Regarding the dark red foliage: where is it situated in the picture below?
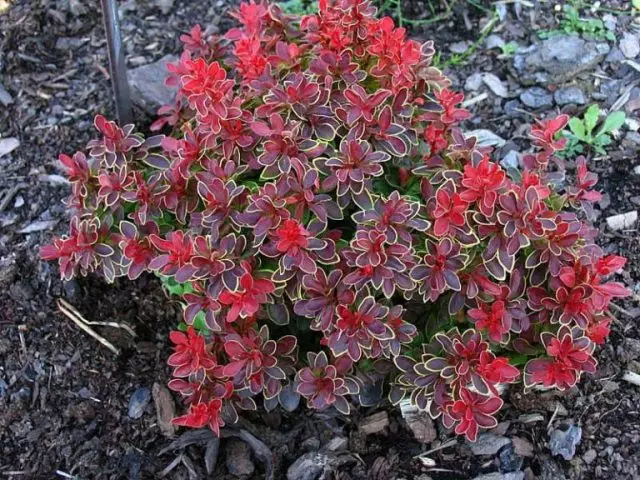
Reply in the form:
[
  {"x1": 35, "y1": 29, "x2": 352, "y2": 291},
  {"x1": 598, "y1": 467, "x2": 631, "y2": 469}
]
[{"x1": 42, "y1": 0, "x2": 628, "y2": 442}]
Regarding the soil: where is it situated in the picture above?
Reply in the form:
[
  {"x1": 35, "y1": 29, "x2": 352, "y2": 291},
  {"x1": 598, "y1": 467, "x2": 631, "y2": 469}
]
[{"x1": 1, "y1": 1, "x2": 639, "y2": 479}]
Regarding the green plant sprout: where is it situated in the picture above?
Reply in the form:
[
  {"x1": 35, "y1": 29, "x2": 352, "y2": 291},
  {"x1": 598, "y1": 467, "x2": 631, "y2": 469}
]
[
  {"x1": 500, "y1": 41, "x2": 518, "y2": 56},
  {"x1": 563, "y1": 104, "x2": 626, "y2": 156},
  {"x1": 539, "y1": 2, "x2": 615, "y2": 41},
  {"x1": 279, "y1": 0, "x2": 316, "y2": 15}
]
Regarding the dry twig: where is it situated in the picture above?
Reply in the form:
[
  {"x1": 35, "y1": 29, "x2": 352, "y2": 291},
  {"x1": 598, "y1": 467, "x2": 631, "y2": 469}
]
[{"x1": 57, "y1": 299, "x2": 120, "y2": 355}]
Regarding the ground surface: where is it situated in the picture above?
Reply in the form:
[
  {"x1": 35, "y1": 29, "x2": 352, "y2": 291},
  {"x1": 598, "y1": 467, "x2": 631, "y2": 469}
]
[{"x1": 1, "y1": 1, "x2": 639, "y2": 479}]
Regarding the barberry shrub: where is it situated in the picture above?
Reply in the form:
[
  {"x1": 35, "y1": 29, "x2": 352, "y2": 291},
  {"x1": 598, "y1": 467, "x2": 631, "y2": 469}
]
[{"x1": 42, "y1": 0, "x2": 630, "y2": 442}]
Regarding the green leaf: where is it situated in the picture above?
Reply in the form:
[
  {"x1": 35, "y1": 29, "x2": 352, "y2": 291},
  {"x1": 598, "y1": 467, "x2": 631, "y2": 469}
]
[
  {"x1": 568, "y1": 118, "x2": 586, "y2": 141},
  {"x1": 583, "y1": 104, "x2": 600, "y2": 134},
  {"x1": 598, "y1": 111, "x2": 626, "y2": 135}
]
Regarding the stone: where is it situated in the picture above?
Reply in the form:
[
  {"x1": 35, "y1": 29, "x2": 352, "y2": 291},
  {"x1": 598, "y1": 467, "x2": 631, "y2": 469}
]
[
  {"x1": 69, "y1": 0, "x2": 87, "y2": 16},
  {"x1": 606, "y1": 47, "x2": 625, "y2": 64},
  {"x1": 513, "y1": 35, "x2": 609, "y2": 85},
  {"x1": 554, "y1": 87, "x2": 587, "y2": 106},
  {"x1": 450, "y1": 41, "x2": 471, "y2": 54},
  {"x1": 359, "y1": 411, "x2": 389, "y2": 435},
  {"x1": 482, "y1": 73, "x2": 509, "y2": 98},
  {"x1": 583, "y1": 449, "x2": 597, "y2": 464},
  {"x1": 155, "y1": 0, "x2": 174, "y2": 14},
  {"x1": 18, "y1": 220, "x2": 58, "y2": 234},
  {"x1": 486, "y1": 34, "x2": 505, "y2": 50},
  {"x1": 324, "y1": 436, "x2": 348, "y2": 452},
  {"x1": 465, "y1": 73, "x2": 484, "y2": 91},
  {"x1": 287, "y1": 452, "x2": 330, "y2": 480},
  {"x1": 499, "y1": 443, "x2": 524, "y2": 473},
  {"x1": 0, "y1": 137, "x2": 19, "y2": 158},
  {"x1": 511, "y1": 437, "x2": 534, "y2": 458},
  {"x1": 0, "y1": 83, "x2": 12, "y2": 106},
  {"x1": 504, "y1": 100, "x2": 522, "y2": 118},
  {"x1": 472, "y1": 473, "x2": 524, "y2": 480},
  {"x1": 400, "y1": 400, "x2": 437, "y2": 444},
  {"x1": 152, "y1": 383, "x2": 176, "y2": 437},
  {"x1": 606, "y1": 211, "x2": 638, "y2": 231},
  {"x1": 128, "y1": 55, "x2": 179, "y2": 113},
  {"x1": 128, "y1": 387, "x2": 151, "y2": 419},
  {"x1": 469, "y1": 433, "x2": 511, "y2": 456},
  {"x1": 225, "y1": 439, "x2": 255, "y2": 477},
  {"x1": 549, "y1": 424, "x2": 582, "y2": 461},
  {"x1": 301, "y1": 437, "x2": 321, "y2": 452},
  {"x1": 467, "y1": 129, "x2": 506, "y2": 148},
  {"x1": 520, "y1": 88, "x2": 553, "y2": 109},
  {"x1": 501, "y1": 150, "x2": 520, "y2": 170},
  {"x1": 620, "y1": 33, "x2": 640, "y2": 59}
]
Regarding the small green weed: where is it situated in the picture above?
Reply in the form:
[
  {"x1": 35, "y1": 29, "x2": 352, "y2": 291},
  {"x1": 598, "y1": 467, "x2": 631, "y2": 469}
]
[
  {"x1": 539, "y1": 2, "x2": 615, "y2": 41},
  {"x1": 563, "y1": 104, "x2": 626, "y2": 156},
  {"x1": 280, "y1": 0, "x2": 316, "y2": 15}
]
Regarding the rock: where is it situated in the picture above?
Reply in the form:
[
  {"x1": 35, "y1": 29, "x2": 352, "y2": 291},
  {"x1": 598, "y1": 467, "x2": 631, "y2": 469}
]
[
  {"x1": 69, "y1": 0, "x2": 87, "y2": 16},
  {"x1": 0, "y1": 83, "x2": 12, "y2": 106},
  {"x1": 482, "y1": 73, "x2": 509, "y2": 98},
  {"x1": 301, "y1": 437, "x2": 321, "y2": 452},
  {"x1": 287, "y1": 452, "x2": 330, "y2": 480},
  {"x1": 225, "y1": 439, "x2": 255, "y2": 477},
  {"x1": 513, "y1": 35, "x2": 609, "y2": 85},
  {"x1": 504, "y1": 100, "x2": 522, "y2": 118},
  {"x1": 324, "y1": 436, "x2": 348, "y2": 452},
  {"x1": 501, "y1": 150, "x2": 520, "y2": 170},
  {"x1": 155, "y1": 0, "x2": 174, "y2": 14},
  {"x1": 469, "y1": 433, "x2": 511, "y2": 456},
  {"x1": 128, "y1": 387, "x2": 151, "y2": 419},
  {"x1": 472, "y1": 473, "x2": 524, "y2": 480},
  {"x1": 620, "y1": 33, "x2": 640, "y2": 59},
  {"x1": 17, "y1": 220, "x2": 58, "y2": 234},
  {"x1": 602, "y1": 13, "x2": 617, "y2": 31},
  {"x1": 605, "y1": 437, "x2": 619, "y2": 446},
  {"x1": 606, "y1": 211, "x2": 638, "y2": 231},
  {"x1": 359, "y1": 411, "x2": 389, "y2": 435},
  {"x1": 606, "y1": 47, "x2": 625, "y2": 64},
  {"x1": 0, "y1": 137, "x2": 19, "y2": 158},
  {"x1": 499, "y1": 443, "x2": 523, "y2": 473},
  {"x1": 450, "y1": 41, "x2": 471, "y2": 54},
  {"x1": 554, "y1": 87, "x2": 586, "y2": 106},
  {"x1": 399, "y1": 400, "x2": 437, "y2": 444},
  {"x1": 520, "y1": 88, "x2": 553, "y2": 109},
  {"x1": 583, "y1": 448, "x2": 597, "y2": 464},
  {"x1": 549, "y1": 424, "x2": 582, "y2": 461},
  {"x1": 511, "y1": 437, "x2": 534, "y2": 458},
  {"x1": 467, "y1": 129, "x2": 506, "y2": 148},
  {"x1": 152, "y1": 383, "x2": 176, "y2": 437},
  {"x1": 128, "y1": 55, "x2": 178, "y2": 113},
  {"x1": 486, "y1": 34, "x2": 505, "y2": 50},
  {"x1": 465, "y1": 73, "x2": 484, "y2": 91}
]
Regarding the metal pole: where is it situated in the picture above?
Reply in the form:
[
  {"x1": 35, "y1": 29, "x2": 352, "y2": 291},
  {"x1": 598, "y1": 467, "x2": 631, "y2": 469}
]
[{"x1": 100, "y1": 0, "x2": 133, "y2": 125}]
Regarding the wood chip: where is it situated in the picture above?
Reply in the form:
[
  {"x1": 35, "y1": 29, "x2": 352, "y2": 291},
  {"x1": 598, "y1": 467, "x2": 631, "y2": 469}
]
[{"x1": 153, "y1": 382, "x2": 176, "y2": 438}]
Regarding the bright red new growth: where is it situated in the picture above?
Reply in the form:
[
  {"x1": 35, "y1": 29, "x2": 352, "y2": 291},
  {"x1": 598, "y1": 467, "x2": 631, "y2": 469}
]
[{"x1": 43, "y1": 0, "x2": 628, "y2": 443}]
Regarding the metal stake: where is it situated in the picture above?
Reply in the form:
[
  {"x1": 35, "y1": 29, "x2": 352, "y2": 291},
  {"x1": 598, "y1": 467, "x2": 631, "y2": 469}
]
[{"x1": 100, "y1": 0, "x2": 133, "y2": 125}]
